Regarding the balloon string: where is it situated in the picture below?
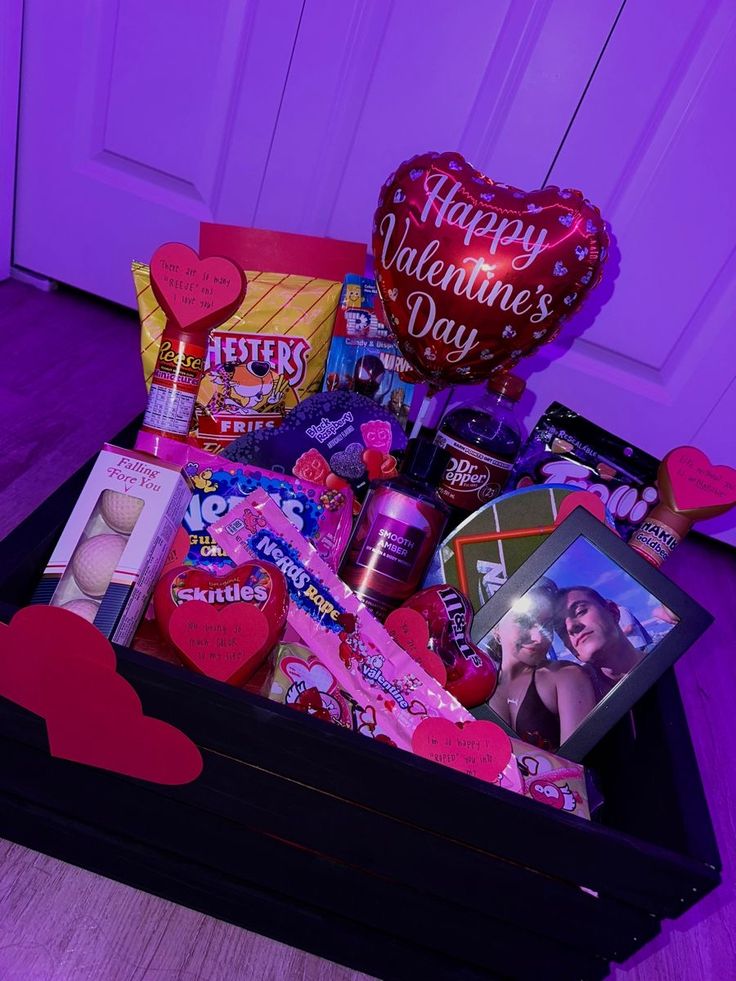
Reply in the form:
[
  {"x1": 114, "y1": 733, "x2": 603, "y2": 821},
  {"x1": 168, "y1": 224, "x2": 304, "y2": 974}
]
[{"x1": 410, "y1": 384, "x2": 453, "y2": 440}]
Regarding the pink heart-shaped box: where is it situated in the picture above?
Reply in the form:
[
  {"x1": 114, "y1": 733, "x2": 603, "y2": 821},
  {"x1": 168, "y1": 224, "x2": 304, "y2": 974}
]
[{"x1": 154, "y1": 562, "x2": 289, "y2": 685}]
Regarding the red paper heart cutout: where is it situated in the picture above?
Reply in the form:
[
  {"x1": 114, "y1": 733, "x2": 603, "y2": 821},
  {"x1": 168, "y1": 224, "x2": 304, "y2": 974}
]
[
  {"x1": 397, "y1": 586, "x2": 497, "y2": 708},
  {"x1": 554, "y1": 490, "x2": 609, "y2": 527},
  {"x1": 373, "y1": 152, "x2": 608, "y2": 384},
  {"x1": 44, "y1": 663, "x2": 203, "y2": 785},
  {"x1": 0, "y1": 605, "x2": 116, "y2": 717},
  {"x1": 412, "y1": 718, "x2": 512, "y2": 785},
  {"x1": 384, "y1": 607, "x2": 447, "y2": 685},
  {"x1": 150, "y1": 243, "x2": 247, "y2": 332},
  {"x1": 168, "y1": 601, "x2": 271, "y2": 685},
  {"x1": 0, "y1": 606, "x2": 202, "y2": 785},
  {"x1": 662, "y1": 446, "x2": 736, "y2": 516},
  {"x1": 154, "y1": 561, "x2": 288, "y2": 646}
]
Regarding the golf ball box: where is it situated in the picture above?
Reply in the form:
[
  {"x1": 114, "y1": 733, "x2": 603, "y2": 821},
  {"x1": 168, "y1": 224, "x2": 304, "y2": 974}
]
[{"x1": 32, "y1": 444, "x2": 191, "y2": 645}]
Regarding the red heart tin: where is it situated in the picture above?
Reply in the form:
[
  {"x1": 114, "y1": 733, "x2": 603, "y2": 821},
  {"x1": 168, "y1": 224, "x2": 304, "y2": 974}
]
[{"x1": 153, "y1": 562, "x2": 289, "y2": 685}]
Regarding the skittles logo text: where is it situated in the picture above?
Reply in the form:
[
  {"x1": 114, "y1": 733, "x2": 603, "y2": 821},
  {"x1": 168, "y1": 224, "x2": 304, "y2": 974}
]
[{"x1": 173, "y1": 577, "x2": 269, "y2": 606}]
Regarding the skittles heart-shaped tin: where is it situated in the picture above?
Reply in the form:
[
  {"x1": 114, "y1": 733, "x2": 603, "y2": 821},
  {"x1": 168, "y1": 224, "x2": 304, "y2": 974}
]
[{"x1": 153, "y1": 562, "x2": 289, "y2": 685}]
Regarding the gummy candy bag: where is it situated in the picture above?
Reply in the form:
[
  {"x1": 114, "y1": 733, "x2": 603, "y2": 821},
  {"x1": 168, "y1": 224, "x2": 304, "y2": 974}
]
[{"x1": 222, "y1": 391, "x2": 408, "y2": 501}]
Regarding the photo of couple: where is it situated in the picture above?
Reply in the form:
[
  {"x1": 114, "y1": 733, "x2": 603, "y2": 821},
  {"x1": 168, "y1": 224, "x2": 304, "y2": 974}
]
[{"x1": 480, "y1": 536, "x2": 679, "y2": 752}]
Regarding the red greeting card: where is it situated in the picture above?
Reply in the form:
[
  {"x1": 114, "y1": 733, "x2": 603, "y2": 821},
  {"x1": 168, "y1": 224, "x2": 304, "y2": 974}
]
[{"x1": 199, "y1": 223, "x2": 367, "y2": 281}]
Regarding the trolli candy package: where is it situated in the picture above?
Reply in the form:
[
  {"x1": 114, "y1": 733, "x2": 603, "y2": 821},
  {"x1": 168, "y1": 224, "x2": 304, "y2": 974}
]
[
  {"x1": 508, "y1": 402, "x2": 660, "y2": 540},
  {"x1": 133, "y1": 262, "x2": 340, "y2": 454},
  {"x1": 166, "y1": 446, "x2": 353, "y2": 573},
  {"x1": 210, "y1": 490, "x2": 473, "y2": 752},
  {"x1": 221, "y1": 391, "x2": 408, "y2": 501},
  {"x1": 321, "y1": 275, "x2": 417, "y2": 430}
]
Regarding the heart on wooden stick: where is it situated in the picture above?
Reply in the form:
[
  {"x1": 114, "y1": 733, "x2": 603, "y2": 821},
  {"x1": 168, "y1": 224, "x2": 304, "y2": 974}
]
[
  {"x1": 150, "y1": 242, "x2": 247, "y2": 332},
  {"x1": 660, "y1": 447, "x2": 736, "y2": 518}
]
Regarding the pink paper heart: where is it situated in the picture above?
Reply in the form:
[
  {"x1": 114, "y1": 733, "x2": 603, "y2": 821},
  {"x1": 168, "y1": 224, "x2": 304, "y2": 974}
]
[
  {"x1": 168, "y1": 601, "x2": 270, "y2": 685},
  {"x1": 384, "y1": 607, "x2": 447, "y2": 685},
  {"x1": 663, "y1": 447, "x2": 736, "y2": 515},
  {"x1": 150, "y1": 243, "x2": 246, "y2": 332},
  {"x1": 412, "y1": 718, "x2": 512, "y2": 785},
  {"x1": 554, "y1": 490, "x2": 608, "y2": 527}
]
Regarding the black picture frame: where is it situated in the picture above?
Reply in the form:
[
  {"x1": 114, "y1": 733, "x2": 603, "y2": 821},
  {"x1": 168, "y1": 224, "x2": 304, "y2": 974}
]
[{"x1": 470, "y1": 509, "x2": 713, "y2": 761}]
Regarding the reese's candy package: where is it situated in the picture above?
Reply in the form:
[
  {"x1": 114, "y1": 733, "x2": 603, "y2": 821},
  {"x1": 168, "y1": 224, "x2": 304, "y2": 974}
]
[
  {"x1": 508, "y1": 402, "x2": 659, "y2": 540},
  {"x1": 133, "y1": 263, "x2": 340, "y2": 454}
]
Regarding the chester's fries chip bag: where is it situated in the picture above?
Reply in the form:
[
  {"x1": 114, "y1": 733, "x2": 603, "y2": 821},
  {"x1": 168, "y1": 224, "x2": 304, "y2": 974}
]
[{"x1": 133, "y1": 263, "x2": 340, "y2": 454}]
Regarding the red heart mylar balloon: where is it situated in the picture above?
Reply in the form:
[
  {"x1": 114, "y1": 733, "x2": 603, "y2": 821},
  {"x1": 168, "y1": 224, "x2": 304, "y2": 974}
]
[{"x1": 372, "y1": 151, "x2": 609, "y2": 385}]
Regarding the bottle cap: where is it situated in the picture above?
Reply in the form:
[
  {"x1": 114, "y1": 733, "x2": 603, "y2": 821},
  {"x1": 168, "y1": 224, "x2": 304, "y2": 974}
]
[
  {"x1": 486, "y1": 372, "x2": 525, "y2": 401},
  {"x1": 400, "y1": 438, "x2": 450, "y2": 484}
]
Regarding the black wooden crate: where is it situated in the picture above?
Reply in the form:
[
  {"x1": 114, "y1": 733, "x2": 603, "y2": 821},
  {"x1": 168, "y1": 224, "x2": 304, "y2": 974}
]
[{"x1": 0, "y1": 422, "x2": 721, "y2": 981}]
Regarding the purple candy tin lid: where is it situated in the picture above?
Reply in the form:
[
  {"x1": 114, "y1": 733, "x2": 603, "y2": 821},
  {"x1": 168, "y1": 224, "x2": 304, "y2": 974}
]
[{"x1": 221, "y1": 391, "x2": 408, "y2": 499}]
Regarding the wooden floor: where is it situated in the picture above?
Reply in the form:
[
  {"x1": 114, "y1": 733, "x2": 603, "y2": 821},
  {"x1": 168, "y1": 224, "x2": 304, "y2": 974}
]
[{"x1": 2, "y1": 278, "x2": 735, "y2": 979}]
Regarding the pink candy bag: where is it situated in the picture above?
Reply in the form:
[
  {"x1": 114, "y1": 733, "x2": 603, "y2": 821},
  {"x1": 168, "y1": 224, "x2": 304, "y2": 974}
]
[{"x1": 210, "y1": 490, "x2": 472, "y2": 751}]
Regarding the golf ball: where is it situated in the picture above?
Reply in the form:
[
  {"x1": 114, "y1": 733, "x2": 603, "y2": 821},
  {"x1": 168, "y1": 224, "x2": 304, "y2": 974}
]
[
  {"x1": 59, "y1": 598, "x2": 100, "y2": 623},
  {"x1": 71, "y1": 533, "x2": 127, "y2": 597},
  {"x1": 100, "y1": 489, "x2": 144, "y2": 534}
]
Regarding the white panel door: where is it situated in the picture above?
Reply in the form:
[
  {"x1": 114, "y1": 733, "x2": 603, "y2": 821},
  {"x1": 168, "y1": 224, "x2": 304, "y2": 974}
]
[
  {"x1": 13, "y1": 0, "x2": 620, "y2": 300},
  {"x1": 254, "y1": 0, "x2": 622, "y2": 239},
  {"x1": 13, "y1": 0, "x2": 303, "y2": 304},
  {"x1": 519, "y1": 0, "x2": 736, "y2": 544}
]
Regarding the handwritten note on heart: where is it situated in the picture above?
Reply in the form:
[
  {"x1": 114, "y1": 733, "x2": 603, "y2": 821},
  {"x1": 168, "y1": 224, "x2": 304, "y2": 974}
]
[
  {"x1": 411, "y1": 717, "x2": 513, "y2": 785},
  {"x1": 554, "y1": 490, "x2": 609, "y2": 528},
  {"x1": 662, "y1": 447, "x2": 736, "y2": 517},
  {"x1": 0, "y1": 606, "x2": 202, "y2": 785},
  {"x1": 168, "y1": 602, "x2": 270, "y2": 685},
  {"x1": 150, "y1": 243, "x2": 247, "y2": 332},
  {"x1": 384, "y1": 607, "x2": 447, "y2": 685}
]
